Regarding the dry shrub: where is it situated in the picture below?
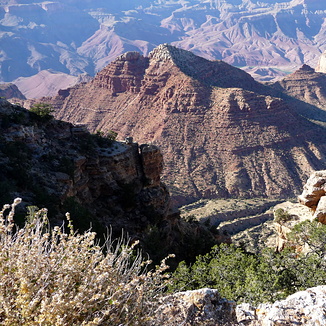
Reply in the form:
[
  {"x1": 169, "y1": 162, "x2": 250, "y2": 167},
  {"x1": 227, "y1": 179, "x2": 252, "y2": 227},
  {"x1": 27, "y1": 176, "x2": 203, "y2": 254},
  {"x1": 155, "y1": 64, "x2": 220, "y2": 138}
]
[{"x1": 0, "y1": 199, "x2": 171, "y2": 325}]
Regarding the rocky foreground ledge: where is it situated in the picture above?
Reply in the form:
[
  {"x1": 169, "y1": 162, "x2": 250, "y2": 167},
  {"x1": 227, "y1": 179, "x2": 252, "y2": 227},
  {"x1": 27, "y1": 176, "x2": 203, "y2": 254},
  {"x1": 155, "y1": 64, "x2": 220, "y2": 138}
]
[{"x1": 155, "y1": 286, "x2": 326, "y2": 325}]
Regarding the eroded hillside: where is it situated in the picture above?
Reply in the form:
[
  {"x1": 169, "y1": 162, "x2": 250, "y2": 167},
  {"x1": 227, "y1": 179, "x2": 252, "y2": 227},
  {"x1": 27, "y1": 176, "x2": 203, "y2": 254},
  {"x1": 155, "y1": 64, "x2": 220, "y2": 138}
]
[{"x1": 41, "y1": 45, "x2": 326, "y2": 203}]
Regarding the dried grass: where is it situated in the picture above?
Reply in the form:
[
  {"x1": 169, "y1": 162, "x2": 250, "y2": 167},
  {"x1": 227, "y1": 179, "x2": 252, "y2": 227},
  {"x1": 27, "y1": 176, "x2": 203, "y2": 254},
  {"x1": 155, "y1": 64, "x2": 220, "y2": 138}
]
[{"x1": 0, "y1": 199, "x2": 172, "y2": 325}]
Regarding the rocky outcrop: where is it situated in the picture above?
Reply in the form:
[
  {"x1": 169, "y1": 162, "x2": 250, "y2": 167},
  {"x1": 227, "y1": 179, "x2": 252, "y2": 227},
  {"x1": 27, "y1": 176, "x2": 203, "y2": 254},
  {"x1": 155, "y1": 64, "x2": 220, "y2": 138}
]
[
  {"x1": 297, "y1": 170, "x2": 326, "y2": 224},
  {"x1": 0, "y1": 98, "x2": 170, "y2": 238},
  {"x1": 154, "y1": 288, "x2": 237, "y2": 326},
  {"x1": 155, "y1": 286, "x2": 326, "y2": 326},
  {"x1": 44, "y1": 45, "x2": 326, "y2": 204},
  {"x1": 236, "y1": 285, "x2": 326, "y2": 326},
  {"x1": 0, "y1": 83, "x2": 26, "y2": 100},
  {"x1": 299, "y1": 170, "x2": 326, "y2": 211},
  {"x1": 272, "y1": 201, "x2": 314, "y2": 252}
]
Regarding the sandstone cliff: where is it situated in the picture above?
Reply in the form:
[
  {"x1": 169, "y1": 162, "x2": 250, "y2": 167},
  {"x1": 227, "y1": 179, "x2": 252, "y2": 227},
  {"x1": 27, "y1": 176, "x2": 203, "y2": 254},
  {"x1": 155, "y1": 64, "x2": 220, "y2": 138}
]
[{"x1": 44, "y1": 45, "x2": 326, "y2": 204}]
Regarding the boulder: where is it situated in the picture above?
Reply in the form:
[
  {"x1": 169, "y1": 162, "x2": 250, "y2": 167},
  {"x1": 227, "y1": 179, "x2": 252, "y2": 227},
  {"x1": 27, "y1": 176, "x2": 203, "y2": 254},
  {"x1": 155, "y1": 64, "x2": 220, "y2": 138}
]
[
  {"x1": 153, "y1": 286, "x2": 326, "y2": 325},
  {"x1": 237, "y1": 285, "x2": 326, "y2": 326},
  {"x1": 153, "y1": 288, "x2": 237, "y2": 326},
  {"x1": 298, "y1": 170, "x2": 326, "y2": 211}
]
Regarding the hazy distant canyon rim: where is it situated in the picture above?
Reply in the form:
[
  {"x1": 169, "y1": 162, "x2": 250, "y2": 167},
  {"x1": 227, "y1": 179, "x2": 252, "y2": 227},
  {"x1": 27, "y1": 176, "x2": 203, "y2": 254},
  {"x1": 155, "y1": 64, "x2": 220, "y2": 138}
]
[{"x1": 2, "y1": 0, "x2": 326, "y2": 97}]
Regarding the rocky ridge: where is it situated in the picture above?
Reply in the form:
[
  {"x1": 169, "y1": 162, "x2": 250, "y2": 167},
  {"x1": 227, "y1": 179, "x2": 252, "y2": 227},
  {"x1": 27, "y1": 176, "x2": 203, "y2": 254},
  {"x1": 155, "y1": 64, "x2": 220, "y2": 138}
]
[{"x1": 42, "y1": 45, "x2": 326, "y2": 204}]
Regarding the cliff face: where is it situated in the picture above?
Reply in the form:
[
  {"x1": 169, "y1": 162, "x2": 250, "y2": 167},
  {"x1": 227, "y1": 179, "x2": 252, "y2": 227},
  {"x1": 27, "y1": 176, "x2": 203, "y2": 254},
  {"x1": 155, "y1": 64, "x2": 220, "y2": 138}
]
[
  {"x1": 0, "y1": 98, "x2": 170, "y2": 239},
  {"x1": 46, "y1": 45, "x2": 326, "y2": 203}
]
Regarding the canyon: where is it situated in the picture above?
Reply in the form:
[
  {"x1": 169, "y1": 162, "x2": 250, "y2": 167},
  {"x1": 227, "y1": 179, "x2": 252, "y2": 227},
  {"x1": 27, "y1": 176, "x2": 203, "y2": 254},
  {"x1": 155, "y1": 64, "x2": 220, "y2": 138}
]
[
  {"x1": 2, "y1": 0, "x2": 326, "y2": 98},
  {"x1": 36, "y1": 44, "x2": 326, "y2": 205}
]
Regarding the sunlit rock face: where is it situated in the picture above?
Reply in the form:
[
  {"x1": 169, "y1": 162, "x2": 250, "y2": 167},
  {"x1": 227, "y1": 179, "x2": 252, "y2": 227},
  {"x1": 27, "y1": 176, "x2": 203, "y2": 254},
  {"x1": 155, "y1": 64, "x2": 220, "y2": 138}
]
[
  {"x1": 42, "y1": 45, "x2": 326, "y2": 204},
  {"x1": 316, "y1": 51, "x2": 326, "y2": 74}
]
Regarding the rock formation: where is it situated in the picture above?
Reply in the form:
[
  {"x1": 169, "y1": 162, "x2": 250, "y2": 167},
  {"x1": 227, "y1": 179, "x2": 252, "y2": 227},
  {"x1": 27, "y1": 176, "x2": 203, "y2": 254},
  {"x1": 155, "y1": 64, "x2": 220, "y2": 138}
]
[
  {"x1": 0, "y1": 83, "x2": 25, "y2": 100},
  {"x1": 272, "y1": 64, "x2": 326, "y2": 122},
  {"x1": 154, "y1": 286, "x2": 326, "y2": 325},
  {"x1": 299, "y1": 170, "x2": 326, "y2": 222},
  {"x1": 43, "y1": 45, "x2": 326, "y2": 204},
  {"x1": 154, "y1": 288, "x2": 237, "y2": 326},
  {"x1": 236, "y1": 285, "x2": 326, "y2": 326}
]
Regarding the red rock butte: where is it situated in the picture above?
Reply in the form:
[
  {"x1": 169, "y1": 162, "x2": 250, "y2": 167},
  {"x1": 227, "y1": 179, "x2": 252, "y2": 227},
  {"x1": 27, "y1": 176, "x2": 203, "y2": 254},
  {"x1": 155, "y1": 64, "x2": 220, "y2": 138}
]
[{"x1": 47, "y1": 44, "x2": 326, "y2": 204}]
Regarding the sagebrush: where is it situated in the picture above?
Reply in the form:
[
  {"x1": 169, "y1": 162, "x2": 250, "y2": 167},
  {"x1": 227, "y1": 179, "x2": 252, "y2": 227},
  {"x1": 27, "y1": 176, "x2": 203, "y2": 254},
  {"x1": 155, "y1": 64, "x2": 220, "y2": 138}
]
[{"x1": 0, "y1": 199, "x2": 171, "y2": 325}]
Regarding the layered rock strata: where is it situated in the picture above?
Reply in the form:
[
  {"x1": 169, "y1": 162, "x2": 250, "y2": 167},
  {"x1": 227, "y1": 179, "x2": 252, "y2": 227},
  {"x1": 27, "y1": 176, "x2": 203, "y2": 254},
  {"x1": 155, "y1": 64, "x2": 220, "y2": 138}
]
[
  {"x1": 272, "y1": 64, "x2": 326, "y2": 123},
  {"x1": 0, "y1": 98, "x2": 170, "y2": 238},
  {"x1": 44, "y1": 45, "x2": 326, "y2": 203}
]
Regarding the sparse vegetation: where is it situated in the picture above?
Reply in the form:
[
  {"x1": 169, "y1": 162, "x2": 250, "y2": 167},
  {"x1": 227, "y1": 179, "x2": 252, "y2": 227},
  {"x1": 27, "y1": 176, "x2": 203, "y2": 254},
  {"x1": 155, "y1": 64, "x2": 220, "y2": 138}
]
[
  {"x1": 0, "y1": 199, "x2": 172, "y2": 325},
  {"x1": 29, "y1": 103, "x2": 54, "y2": 121},
  {"x1": 274, "y1": 208, "x2": 292, "y2": 224},
  {"x1": 170, "y1": 230, "x2": 326, "y2": 305}
]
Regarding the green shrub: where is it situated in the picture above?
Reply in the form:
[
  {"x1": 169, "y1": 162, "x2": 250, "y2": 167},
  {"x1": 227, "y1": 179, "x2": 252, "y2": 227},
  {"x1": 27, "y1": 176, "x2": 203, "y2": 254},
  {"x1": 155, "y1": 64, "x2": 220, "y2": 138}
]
[
  {"x1": 170, "y1": 242, "x2": 326, "y2": 305},
  {"x1": 0, "y1": 199, "x2": 171, "y2": 325},
  {"x1": 288, "y1": 219, "x2": 326, "y2": 257},
  {"x1": 274, "y1": 208, "x2": 292, "y2": 224},
  {"x1": 29, "y1": 103, "x2": 54, "y2": 121},
  {"x1": 94, "y1": 130, "x2": 118, "y2": 147}
]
